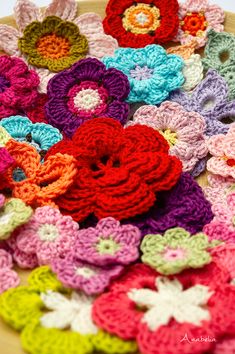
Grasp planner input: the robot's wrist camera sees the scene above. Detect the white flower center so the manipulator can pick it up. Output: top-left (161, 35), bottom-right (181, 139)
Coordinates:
top-left (74, 89), bottom-right (101, 111)
top-left (76, 267), bottom-right (97, 278)
top-left (0, 212), bottom-right (13, 225)
top-left (38, 224), bottom-right (59, 242)
top-left (136, 12), bottom-right (148, 25)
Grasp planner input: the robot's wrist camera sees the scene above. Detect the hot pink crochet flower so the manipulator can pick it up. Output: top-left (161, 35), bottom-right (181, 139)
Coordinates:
top-left (0, 56), bottom-right (39, 118)
top-left (211, 243), bottom-right (235, 281)
top-left (0, 147), bottom-right (14, 175)
top-left (174, 0), bottom-right (224, 48)
top-left (127, 101), bottom-right (207, 175)
top-left (73, 217), bottom-right (141, 266)
top-left (207, 123), bottom-right (235, 179)
top-left (0, 249), bottom-right (20, 294)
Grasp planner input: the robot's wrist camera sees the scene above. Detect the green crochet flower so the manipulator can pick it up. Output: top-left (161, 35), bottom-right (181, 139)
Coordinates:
top-left (141, 227), bottom-right (212, 275)
top-left (0, 266), bottom-right (137, 354)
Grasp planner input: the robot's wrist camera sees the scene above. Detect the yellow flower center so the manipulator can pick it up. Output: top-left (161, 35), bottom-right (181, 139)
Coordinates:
top-left (160, 129), bottom-right (178, 147)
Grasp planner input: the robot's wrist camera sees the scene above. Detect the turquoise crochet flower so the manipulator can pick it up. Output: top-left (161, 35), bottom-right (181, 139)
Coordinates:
top-left (103, 45), bottom-right (184, 105)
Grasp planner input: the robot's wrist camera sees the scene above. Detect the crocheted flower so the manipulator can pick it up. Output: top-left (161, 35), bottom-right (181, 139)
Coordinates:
top-left (0, 127), bottom-right (11, 147)
top-left (0, 266), bottom-right (137, 354)
top-left (0, 56), bottom-right (39, 119)
top-left (211, 243), bottom-right (235, 280)
top-left (128, 173), bottom-right (213, 236)
top-left (141, 227), bottom-right (211, 275)
top-left (0, 116), bottom-right (62, 157)
top-left (0, 249), bottom-right (20, 294)
top-left (46, 58), bottom-right (130, 137)
top-left (3, 139), bottom-right (77, 208)
top-left (103, 0), bottom-right (179, 48)
top-left (174, 0), bottom-right (224, 48)
top-left (128, 101), bottom-right (207, 175)
top-left (204, 173), bottom-right (235, 205)
top-left (0, 0), bottom-right (118, 93)
top-left (73, 217), bottom-right (141, 266)
top-left (103, 45), bottom-right (184, 105)
top-left (47, 117), bottom-right (182, 222)
top-left (170, 69), bottom-right (235, 136)
top-left (92, 263), bottom-right (235, 354)
top-left (0, 198), bottom-right (32, 240)
top-left (0, 147), bottom-right (14, 174)
top-left (25, 94), bottom-right (48, 124)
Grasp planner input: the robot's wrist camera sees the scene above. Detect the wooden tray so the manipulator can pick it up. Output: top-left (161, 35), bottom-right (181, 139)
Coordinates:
top-left (0, 1), bottom-right (235, 353)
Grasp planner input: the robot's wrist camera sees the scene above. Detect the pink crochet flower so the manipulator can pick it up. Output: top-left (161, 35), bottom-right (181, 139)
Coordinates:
top-left (74, 217), bottom-right (141, 266)
top-left (207, 124), bottom-right (235, 179)
top-left (204, 174), bottom-right (235, 205)
top-left (0, 147), bottom-right (14, 174)
top-left (127, 101), bottom-right (207, 175)
top-left (211, 243), bottom-right (235, 280)
top-left (174, 0), bottom-right (224, 48)
top-left (0, 249), bottom-right (20, 293)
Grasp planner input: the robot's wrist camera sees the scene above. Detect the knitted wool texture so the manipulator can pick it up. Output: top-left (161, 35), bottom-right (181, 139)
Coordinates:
top-left (103, 0), bottom-right (179, 48)
top-left (103, 45), bottom-right (184, 105)
top-left (0, 249), bottom-right (20, 294)
top-left (204, 173), bottom-right (235, 205)
top-left (211, 243), bottom-right (235, 280)
top-left (25, 94), bottom-right (48, 124)
top-left (0, 147), bottom-right (14, 175)
top-left (173, 0), bottom-right (224, 48)
top-left (46, 58), bottom-right (130, 137)
top-left (46, 117), bottom-right (182, 222)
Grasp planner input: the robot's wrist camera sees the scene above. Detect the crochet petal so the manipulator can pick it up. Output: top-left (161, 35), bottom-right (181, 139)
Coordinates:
top-left (75, 13), bottom-right (103, 35)
top-left (205, 5), bottom-right (225, 27)
top-left (86, 33), bottom-right (118, 59)
top-left (0, 25), bottom-right (20, 55)
top-left (44, 0), bottom-right (77, 21)
top-left (14, 0), bottom-right (42, 32)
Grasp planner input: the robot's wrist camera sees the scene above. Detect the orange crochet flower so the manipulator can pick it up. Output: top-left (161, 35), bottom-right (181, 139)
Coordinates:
top-left (3, 139), bottom-right (77, 208)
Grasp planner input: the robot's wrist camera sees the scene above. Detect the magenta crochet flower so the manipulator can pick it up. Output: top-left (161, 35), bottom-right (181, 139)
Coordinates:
top-left (207, 123), bottom-right (235, 179)
top-left (0, 56), bottom-right (39, 119)
top-left (127, 101), bottom-right (207, 176)
top-left (11, 206), bottom-right (79, 266)
top-left (174, 0), bottom-right (224, 48)
top-left (51, 256), bottom-right (123, 295)
top-left (74, 217), bottom-right (141, 266)
top-left (0, 147), bottom-right (14, 174)
top-left (0, 249), bottom-right (20, 294)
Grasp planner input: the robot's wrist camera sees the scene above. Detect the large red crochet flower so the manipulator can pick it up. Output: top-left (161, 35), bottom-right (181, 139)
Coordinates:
top-left (103, 0), bottom-right (179, 48)
top-left (47, 118), bottom-right (182, 221)
top-left (92, 263), bottom-right (235, 354)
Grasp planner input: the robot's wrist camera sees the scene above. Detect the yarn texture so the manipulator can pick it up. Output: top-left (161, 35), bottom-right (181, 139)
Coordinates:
top-left (0, 249), bottom-right (20, 294)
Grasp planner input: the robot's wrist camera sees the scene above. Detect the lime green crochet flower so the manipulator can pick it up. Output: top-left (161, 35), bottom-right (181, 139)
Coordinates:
top-left (0, 266), bottom-right (137, 354)
top-left (0, 198), bottom-right (32, 240)
top-left (0, 127), bottom-right (11, 147)
top-left (141, 227), bottom-right (212, 275)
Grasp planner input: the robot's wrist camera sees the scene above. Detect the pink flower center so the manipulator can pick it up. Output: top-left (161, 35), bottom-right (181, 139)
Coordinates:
top-left (163, 247), bottom-right (186, 261)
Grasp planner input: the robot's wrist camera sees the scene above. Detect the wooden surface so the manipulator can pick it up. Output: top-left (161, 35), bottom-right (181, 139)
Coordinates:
top-left (0, 1), bottom-right (235, 353)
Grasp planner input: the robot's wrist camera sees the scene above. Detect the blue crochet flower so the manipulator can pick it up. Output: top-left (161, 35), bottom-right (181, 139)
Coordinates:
top-left (103, 45), bottom-right (184, 105)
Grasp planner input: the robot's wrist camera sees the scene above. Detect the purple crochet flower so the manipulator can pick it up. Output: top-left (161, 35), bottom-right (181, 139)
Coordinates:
top-left (74, 217), bottom-right (141, 266)
top-left (127, 173), bottom-right (213, 236)
top-left (170, 69), bottom-right (235, 137)
top-left (51, 255), bottom-right (123, 295)
top-left (46, 58), bottom-right (130, 137)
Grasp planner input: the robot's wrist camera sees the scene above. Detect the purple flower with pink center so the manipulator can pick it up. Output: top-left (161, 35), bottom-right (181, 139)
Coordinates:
top-left (46, 58), bottom-right (130, 137)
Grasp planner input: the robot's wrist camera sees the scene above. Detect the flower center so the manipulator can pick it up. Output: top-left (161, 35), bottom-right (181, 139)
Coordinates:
top-left (163, 247), bottom-right (186, 261)
top-left (12, 168), bottom-right (26, 182)
top-left (38, 224), bottom-right (59, 242)
top-left (36, 33), bottom-right (71, 59)
top-left (74, 89), bottom-right (102, 111)
top-left (122, 3), bottom-right (161, 35)
top-left (130, 65), bottom-right (154, 80)
top-left (0, 75), bottom-right (10, 93)
top-left (227, 158), bottom-right (235, 167)
top-left (181, 12), bottom-right (207, 37)
top-left (160, 129), bottom-right (178, 147)
top-left (96, 237), bottom-right (121, 255)
top-left (0, 212), bottom-right (13, 225)
top-left (76, 267), bottom-right (97, 279)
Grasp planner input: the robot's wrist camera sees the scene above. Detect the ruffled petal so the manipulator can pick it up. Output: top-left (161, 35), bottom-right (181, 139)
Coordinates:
top-left (44, 0), bottom-right (77, 21)
top-left (14, 0), bottom-right (42, 32)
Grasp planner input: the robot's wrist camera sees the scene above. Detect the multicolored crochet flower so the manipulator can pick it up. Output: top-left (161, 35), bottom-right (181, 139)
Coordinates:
top-left (92, 263), bottom-right (235, 354)
top-left (0, 0), bottom-right (118, 93)
top-left (103, 0), bottom-right (179, 47)
top-left (0, 56), bottom-right (39, 119)
top-left (103, 45), bottom-right (184, 105)
top-left (0, 266), bottom-right (137, 354)
top-left (174, 0), bottom-right (224, 48)
top-left (141, 227), bottom-right (212, 275)
top-left (128, 173), bottom-right (213, 236)
top-left (47, 118), bottom-right (182, 222)
top-left (0, 146), bottom-right (14, 174)
top-left (0, 198), bottom-right (32, 240)
top-left (0, 116), bottom-right (62, 156)
top-left (0, 249), bottom-right (20, 294)
top-left (73, 217), bottom-right (141, 266)
top-left (128, 101), bottom-right (207, 175)
top-left (46, 58), bottom-right (130, 137)
top-left (170, 69), bottom-right (235, 136)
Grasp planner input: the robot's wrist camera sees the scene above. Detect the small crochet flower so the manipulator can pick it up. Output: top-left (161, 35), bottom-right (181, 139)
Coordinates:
top-left (0, 198), bottom-right (32, 240)
top-left (0, 266), bottom-right (136, 354)
top-left (0, 249), bottom-right (20, 294)
top-left (47, 117), bottom-right (182, 222)
top-left (128, 101), bottom-right (207, 175)
top-left (0, 56), bottom-right (39, 119)
top-left (92, 263), bottom-right (235, 354)
top-left (170, 69), bottom-right (235, 136)
top-left (174, 0), bottom-right (224, 48)
top-left (141, 227), bottom-right (211, 275)
top-left (46, 58), bottom-right (130, 137)
top-left (73, 217), bottom-right (141, 266)
top-left (0, 0), bottom-right (118, 93)
top-left (204, 173), bottom-right (235, 205)
top-left (103, 45), bottom-right (184, 105)
top-left (0, 147), bottom-right (14, 174)
top-left (103, 0), bottom-right (179, 48)
top-left (128, 173), bottom-right (213, 236)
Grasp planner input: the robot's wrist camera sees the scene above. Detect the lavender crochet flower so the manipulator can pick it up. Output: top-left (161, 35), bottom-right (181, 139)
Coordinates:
top-left (74, 217), bottom-right (141, 266)
top-left (46, 58), bottom-right (130, 137)
top-left (127, 173), bottom-right (213, 236)
top-left (170, 69), bottom-right (235, 137)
